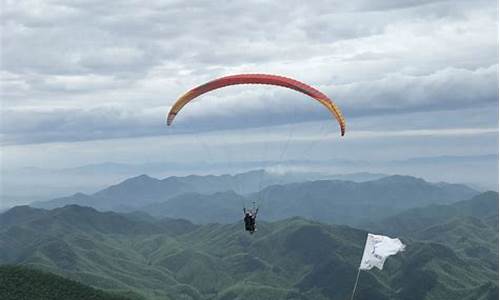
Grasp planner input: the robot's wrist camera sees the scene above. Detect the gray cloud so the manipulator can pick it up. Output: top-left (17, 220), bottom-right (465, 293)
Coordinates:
top-left (1, 0), bottom-right (498, 145)
top-left (334, 65), bottom-right (499, 113)
top-left (2, 64), bottom-right (496, 144)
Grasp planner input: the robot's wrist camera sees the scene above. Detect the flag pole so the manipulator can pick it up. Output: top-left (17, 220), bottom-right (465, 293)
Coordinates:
top-left (350, 267), bottom-right (361, 300)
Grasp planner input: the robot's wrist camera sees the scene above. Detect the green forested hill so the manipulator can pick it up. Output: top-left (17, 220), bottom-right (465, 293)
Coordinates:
top-left (0, 265), bottom-right (138, 300)
top-left (1, 193), bottom-right (497, 300)
top-left (369, 191), bottom-right (498, 272)
top-left (368, 191), bottom-right (498, 235)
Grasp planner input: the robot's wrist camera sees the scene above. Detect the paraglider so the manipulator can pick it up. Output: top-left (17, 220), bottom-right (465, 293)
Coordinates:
top-left (166, 74), bottom-right (346, 234)
top-left (243, 202), bottom-right (258, 234)
top-left (167, 74), bottom-right (346, 136)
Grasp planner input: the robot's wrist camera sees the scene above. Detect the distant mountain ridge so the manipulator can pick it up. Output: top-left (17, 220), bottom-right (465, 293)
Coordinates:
top-left (4, 153), bottom-right (496, 210)
top-left (31, 170), bottom-right (390, 211)
top-left (33, 172), bottom-right (479, 226)
top-left (33, 170), bottom-right (286, 211)
top-left (252, 175), bottom-right (479, 225)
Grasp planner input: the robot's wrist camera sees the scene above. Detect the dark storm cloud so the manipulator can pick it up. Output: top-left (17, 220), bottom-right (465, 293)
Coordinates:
top-left (1, 0), bottom-right (498, 144)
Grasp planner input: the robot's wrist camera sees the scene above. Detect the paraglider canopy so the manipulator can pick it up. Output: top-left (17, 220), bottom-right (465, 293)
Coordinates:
top-left (167, 74), bottom-right (346, 136)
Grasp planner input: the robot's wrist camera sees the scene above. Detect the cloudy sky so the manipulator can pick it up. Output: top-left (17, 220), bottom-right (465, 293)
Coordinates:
top-left (1, 0), bottom-right (498, 202)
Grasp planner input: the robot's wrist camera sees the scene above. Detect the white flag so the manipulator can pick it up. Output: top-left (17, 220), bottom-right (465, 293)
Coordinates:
top-left (359, 233), bottom-right (405, 270)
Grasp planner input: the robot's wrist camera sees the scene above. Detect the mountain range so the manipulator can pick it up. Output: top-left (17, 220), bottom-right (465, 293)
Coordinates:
top-left (1, 191), bottom-right (498, 300)
top-left (33, 171), bottom-right (479, 226)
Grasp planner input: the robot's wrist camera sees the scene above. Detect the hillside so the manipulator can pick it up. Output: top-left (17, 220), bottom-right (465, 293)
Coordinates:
top-left (140, 191), bottom-right (247, 223)
top-left (1, 195), bottom-right (497, 300)
top-left (369, 192), bottom-right (498, 249)
top-left (0, 265), bottom-right (137, 300)
top-left (366, 191), bottom-right (499, 276)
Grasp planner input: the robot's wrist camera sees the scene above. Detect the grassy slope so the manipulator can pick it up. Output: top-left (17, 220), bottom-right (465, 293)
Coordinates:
top-left (0, 265), bottom-right (141, 300)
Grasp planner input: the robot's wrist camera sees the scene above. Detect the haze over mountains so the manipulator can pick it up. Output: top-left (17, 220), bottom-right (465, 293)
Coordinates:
top-left (3, 152), bottom-right (497, 209)
top-left (1, 191), bottom-right (497, 300)
top-left (1, 166), bottom-right (389, 209)
top-left (33, 170), bottom-right (479, 226)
